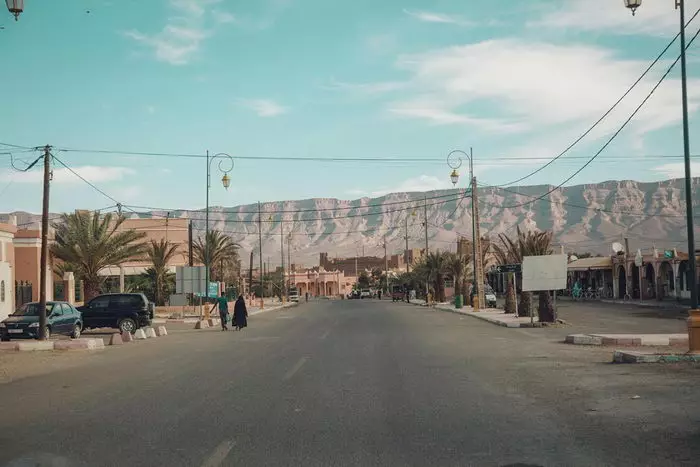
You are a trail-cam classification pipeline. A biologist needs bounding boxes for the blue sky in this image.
[2,0,700,214]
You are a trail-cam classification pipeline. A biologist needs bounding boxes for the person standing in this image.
[209,293,229,331]
[233,294,249,331]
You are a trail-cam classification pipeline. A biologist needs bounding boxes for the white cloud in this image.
[238,99,288,117]
[532,0,700,36]
[212,9,237,24]
[123,0,222,65]
[388,39,700,136]
[324,79,406,95]
[403,9,474,27]
[653,162,700,179]
[371,175,451,197]
[3,166,134,184]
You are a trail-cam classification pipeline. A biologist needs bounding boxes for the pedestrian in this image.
[378,289,382,300]
[233,294,249,331]
[209,293,229,331]
[305,292,309,302]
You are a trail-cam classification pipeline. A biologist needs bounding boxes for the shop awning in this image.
[567,257,612,271]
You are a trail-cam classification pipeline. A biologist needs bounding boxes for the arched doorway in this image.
[659,261,674,299]
[617,265,627,299]
[645,263,656,299]
[679,260,688,296]
[632,265,640,299]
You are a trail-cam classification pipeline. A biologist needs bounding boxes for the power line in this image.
[495,5,700,188]
[496,23,700,211]
[52,154,122,205]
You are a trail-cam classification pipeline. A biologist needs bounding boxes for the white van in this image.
[288,287,299,302]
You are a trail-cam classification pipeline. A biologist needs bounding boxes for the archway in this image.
[679,260,689,295]
[659,261,674,299]
[617,265,627,299]
[632,265,640,299]
[645,263,655,299]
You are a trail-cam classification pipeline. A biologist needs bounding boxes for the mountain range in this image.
[3,178,697,268]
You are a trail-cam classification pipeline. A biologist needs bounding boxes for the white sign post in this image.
[522,255,568,324]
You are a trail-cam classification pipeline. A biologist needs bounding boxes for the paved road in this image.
[1,300,699,466]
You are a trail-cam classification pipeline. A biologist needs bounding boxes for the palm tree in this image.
[193,230,240,281]
[146,239,179,306]
[50,211,147,301]
[417,251,450,302]
[493,226,554,321]
[446,252,470,301]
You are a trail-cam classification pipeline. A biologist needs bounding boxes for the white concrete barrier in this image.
[54,338,104,350]
[194,320,209,329]
[109,333,124,345]
[0,342,18,351]
[121,331,134,343]
[133,329,147,340]
[144,327,157,338]
[155,326,168,337]
[17,341,54,351]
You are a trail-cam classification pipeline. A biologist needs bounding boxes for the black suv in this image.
[78,293,154,333]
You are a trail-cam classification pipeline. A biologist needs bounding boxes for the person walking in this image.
[209,293,229,331]
[233,294,249,331]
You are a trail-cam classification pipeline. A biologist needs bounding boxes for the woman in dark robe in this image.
[233,295,248,331]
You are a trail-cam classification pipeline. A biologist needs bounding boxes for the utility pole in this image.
[287,232,292,290]
[384,237,389,293]
[165,212,170,242]
[258,201,263,298]
[472,170,485,310]
[423,195,429,302]
[188,220,193,266]
[248,250,254,296]
[405,215,410,274]
[38,145,51,340]
[280,218,285,299]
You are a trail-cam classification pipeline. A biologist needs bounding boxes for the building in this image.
[0,222,16,321]
[611,248,690,301]
[319,251,408,277]
[287,267,354,297]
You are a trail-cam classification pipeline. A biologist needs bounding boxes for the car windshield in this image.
[13,303,54,316]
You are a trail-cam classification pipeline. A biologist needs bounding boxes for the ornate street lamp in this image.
[6,0,23,20]
[450,169,460,186]
[204,151,234,301]
[624,0,642,16]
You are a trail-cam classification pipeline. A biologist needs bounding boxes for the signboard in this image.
[522,254,567,292]
[664,249,675,259]
[634,249,643,267]
[494,264,521,274]
[175,266,206,295]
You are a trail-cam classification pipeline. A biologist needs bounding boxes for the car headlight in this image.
[28,322,39,328]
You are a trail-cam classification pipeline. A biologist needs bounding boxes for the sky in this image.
[2,0,700,214]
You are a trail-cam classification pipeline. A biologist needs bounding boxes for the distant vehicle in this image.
[360,289,372,299]
[391,285,404,302]
[78,293,153,334]
[0,301,83,341]
[288,287,299,303]
[484,284,497,308]
[348,290,361,299]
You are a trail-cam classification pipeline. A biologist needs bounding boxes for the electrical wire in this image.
[494,5,700,188]
[496,23,700,211]
[52,154,122,205]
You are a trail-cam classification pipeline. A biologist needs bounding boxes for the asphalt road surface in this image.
[1,299,699,466]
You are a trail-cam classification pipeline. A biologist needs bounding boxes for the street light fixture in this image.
[205,151,234,303]
[447,149,480,309]
[5,0,23,20]
[624,0,642,16]
[624,0,699,352]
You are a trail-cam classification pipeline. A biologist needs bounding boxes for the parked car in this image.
[78,293,153,333]
[391,285,404,302]
[288,287,299,303]
[360,289,372,299]
[484,284,498,308]
[0,301,83,341]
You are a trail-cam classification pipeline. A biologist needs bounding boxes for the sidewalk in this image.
[408,300,538,328]
[565,333,688,346]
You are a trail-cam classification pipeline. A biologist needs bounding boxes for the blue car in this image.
[0,301,83,341]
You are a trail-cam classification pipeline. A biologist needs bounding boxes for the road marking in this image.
[319,330,330,340]
[200,439,235,467]
[283,357,308,381]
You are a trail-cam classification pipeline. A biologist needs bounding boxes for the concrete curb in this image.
[153,318,198,324]
[1,338,105,352]
[414,301,532,328]
[613,350,700,363]
[109,333,124,345]
[133,329,147,340]
[566,333,688,346]
[155,326,168,337]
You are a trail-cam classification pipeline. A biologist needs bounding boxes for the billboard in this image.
[522,255,568,292]
[175,266,206,295]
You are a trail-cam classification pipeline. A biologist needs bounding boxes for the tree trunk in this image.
[538,291,555,323]
[518,291,532,317]
[454,274,462,299]
[504,280,516,314]
[84,279,101,302]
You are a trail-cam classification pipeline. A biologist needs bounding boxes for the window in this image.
[90,296,110,310]
[51,304,64,316]
[0,280,4,302]
[60,303,72,315]
[113,295,142,308]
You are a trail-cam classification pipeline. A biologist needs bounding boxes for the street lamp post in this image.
[205,151,234,304]
[6,0,23,20]
[448,148,483,310]
[625,0,700,350]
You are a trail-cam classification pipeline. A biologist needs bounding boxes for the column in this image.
[119,266,125,293]
[63,272,76,304]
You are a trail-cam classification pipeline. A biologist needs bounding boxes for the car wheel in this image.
[118,318,136,334]
[71,323,81,339]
